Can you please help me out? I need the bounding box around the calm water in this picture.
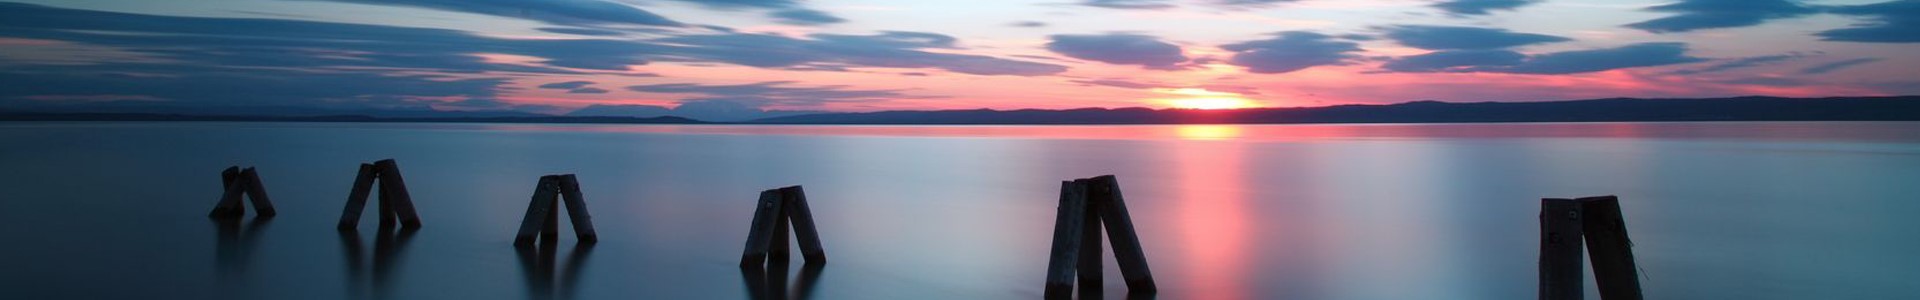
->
[2,122,1918,299]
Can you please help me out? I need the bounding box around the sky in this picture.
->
[0,0,1915,121]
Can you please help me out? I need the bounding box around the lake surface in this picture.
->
[2,121,1918,299]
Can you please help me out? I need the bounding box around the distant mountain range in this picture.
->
[4,96,1917,124]
[752,96,1920,124]
[0,112,703,124]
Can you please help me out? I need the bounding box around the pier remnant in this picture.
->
[514,174,599,246]
[1539,196,1644,300]
[1043,175,1156,299]
[337,159,423,230]
[739,186,827,267]
[208,166,277,219]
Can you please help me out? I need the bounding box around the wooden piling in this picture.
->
[515,176,562,246]
[783,186,827,263]
[1042,180,1089,300]
[208,166,248,219]
[556,175,598,243]
[373,159,422,228]
[1078,194,1105,299]
[770,191,793,262]
[542,188,560,244]
[338,164,378,230]
[1579,196,1643,300]
[239,168,276,217]
[1089,175,1156,293]
[1539,198,1584,300]
[740,189,784,267]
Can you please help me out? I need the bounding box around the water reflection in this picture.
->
[515,241,595,300]
[339,226,418,299]
[739,260,824,300]
[213,217,273,290]
[1167,138,1252,299]
[1174,125,1243,140]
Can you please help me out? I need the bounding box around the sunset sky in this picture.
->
[1,0,1915,120]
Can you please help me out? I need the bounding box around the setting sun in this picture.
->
[1153,88,1260,110]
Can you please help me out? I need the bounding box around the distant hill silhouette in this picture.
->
[752,96,1920,124]
[6,96,1917,124]
[0,112,704,124]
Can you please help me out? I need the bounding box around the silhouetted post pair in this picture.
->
[208,166,276,219]
[516,174,598,246]
[1045,175,1155,299]
[338,159,423,230]
[1540,196,1643,300]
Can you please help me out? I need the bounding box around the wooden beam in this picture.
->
[239,167,276,217]
[1089,175,1156,293]
[1078,195,1105,299]
[208,166,247,219]
[1043,180,1089,300]
[1539,198,1584,300]
[542,187,560,245]
[556,175,598,243]
[739,188,784,267]
[373,159,422,228]
[338,163,379,230]
[769,190,792,262]
[514,176,561,246]
[783,186,827,263]
[1579,196,1643,300]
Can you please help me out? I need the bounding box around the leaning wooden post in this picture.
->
[1089,175,1155,293]
[239,168,277,217]
[1540,198,1585,300]
[740,185,827,268]
[740,189,784,267]
[209,166,247,218]
[1042,180,1089,299]
[1077,188,1105,299]
[338,164,379,230]
[784,186,827,262]
[1579,196,1643,300]
[515,176,563,246]
[373,159,422,228]
[557,175,599,243]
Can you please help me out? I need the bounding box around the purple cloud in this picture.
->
[1046,33,1190,70]
[1220,31,1364,74]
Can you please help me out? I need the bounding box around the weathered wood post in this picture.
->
[1044,175,1157,299]
[1539,198,1584,300]
[1580,196,1643,300]
[1540,195,1644,300]
[739,185,827,267]
[208,166,276,219]
[1043,181,1089,299]
[514,174,599,246]
[338,159,423,230]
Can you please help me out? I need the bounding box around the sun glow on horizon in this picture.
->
[1152,88,1261,110]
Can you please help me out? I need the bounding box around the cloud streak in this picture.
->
[1380,25,1570,50]
[1432,0,1541,15]
[1817,0,1920,43]
[1384,43,1708,74]
[1625,0,1816,33]
[1220,31,1364,74]
[1046,33,1190,69]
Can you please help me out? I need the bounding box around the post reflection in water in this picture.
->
[514,241,595,300]
[739,259,825,300]
[1168,125,1251,300]
[339,226,418,300]
[213,216,273,294]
